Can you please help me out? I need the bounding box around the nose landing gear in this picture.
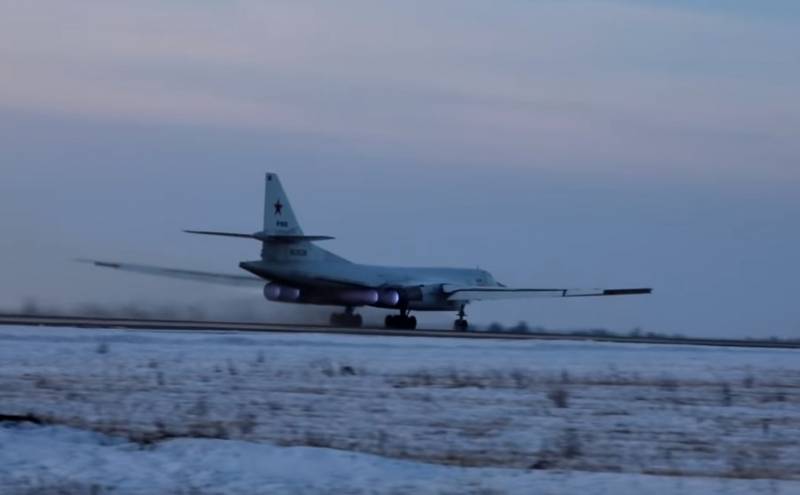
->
[330,307,363,327]
[453,305,469,331]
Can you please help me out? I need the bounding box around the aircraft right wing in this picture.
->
[443,285,652,301]
[77,259,265,287]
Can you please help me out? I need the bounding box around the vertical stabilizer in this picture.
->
[256,173,348,264]
[263,173,303,236]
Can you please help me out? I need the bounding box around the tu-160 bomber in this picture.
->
[83,173,651,330]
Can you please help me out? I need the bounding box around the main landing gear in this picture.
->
[385,308,417,330]
[453,305,469,331]
[330,307,363,327]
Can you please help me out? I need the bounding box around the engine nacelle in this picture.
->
[373,286,441,308]
[335,289,379,306]
[398,286,424,302]
[263,283,301,302]
[378,289,400,307]
[401,284,453,310]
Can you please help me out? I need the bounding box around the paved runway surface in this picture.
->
[0,313,532,340]
[1,313,798,349]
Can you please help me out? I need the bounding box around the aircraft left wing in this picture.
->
[76,259,265,287]
[443,285,651,301]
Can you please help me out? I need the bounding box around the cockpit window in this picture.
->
[477,270,497,286]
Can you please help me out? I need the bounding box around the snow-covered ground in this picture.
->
[1,326,798,494]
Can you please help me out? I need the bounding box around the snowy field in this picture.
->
[1,326,799,494]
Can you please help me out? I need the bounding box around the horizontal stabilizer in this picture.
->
[266,235,336,243]
[183,230,254,239]
[443,285,652,301]
[184,230,334,242]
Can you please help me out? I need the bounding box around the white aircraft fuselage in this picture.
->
[241,258,498,311]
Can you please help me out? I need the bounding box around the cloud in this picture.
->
[0,0,797,183]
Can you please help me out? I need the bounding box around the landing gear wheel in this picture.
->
[330,311,363,328]
[385,314,417,330]
[453,304,468,331]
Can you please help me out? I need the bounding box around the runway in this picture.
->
[0,313,532,340]
[1,313,798,349]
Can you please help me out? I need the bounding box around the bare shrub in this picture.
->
[721,383,733,407]
[187,420,228,440]
[375,429,389,454]
[95,342,110,355]
[657,375,678,391]
[310,359,336,377]
[534,428,583,468]
[403,370,434,388]
[557,428,582,459]
[226,359,239,376]
[446,370,472,388]
[237,412,257,435]
[303,431,335,448]
[310,359,359,378]
[189,397,209,417]
[760,391,787,403]
[547,387,569,408]
[726,446,781,479]
[509,369,531,388]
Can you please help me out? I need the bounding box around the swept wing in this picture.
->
[76,259,264,287]
[443,285,651,301]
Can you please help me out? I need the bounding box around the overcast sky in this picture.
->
[1,1,798,337]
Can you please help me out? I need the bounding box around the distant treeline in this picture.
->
[484,321,800,344]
